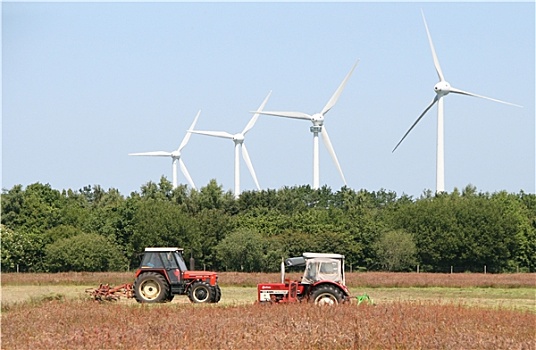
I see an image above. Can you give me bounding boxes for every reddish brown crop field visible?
[1,272,535,349]
[2,299,534,349]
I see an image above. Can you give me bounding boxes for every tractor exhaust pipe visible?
[281,257,285,283]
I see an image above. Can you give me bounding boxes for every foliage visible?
[373,230,417,271]
[44,233,128,272]
[1,181,535,272]
[216,228,267,272]
[1,225,45,272]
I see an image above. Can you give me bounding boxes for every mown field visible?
[1,272,535,349]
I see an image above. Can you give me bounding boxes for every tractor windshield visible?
[301,258,342,284]
[174,251,188,271]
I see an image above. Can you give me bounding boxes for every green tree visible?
[373,230,417,271]
[188,208,235,270]
[1,225,46,272]
[43,225,85,245]
[1,183,64,233]
[129,199,195,267]
[216,229,266,272]
[44,233,128,272]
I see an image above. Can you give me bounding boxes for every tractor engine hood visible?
[183,270,218,286]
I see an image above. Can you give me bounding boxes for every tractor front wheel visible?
[310,285,343,306]
[188,281,214,303]
[133,272,170,303]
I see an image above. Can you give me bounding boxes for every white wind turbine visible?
[129,111,200,190]
[392,11,521,193]
[189,92,272,198]
[252,61,359,189]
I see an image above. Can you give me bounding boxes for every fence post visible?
[450,266,453,274]
[416,265,419,273]
[484,265,487,274]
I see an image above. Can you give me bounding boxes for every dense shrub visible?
[44,233,127,272]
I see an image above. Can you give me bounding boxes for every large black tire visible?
[211,285,221,303]
[309,284,344,306]
[188,281,214,303]
[133,272,170,303]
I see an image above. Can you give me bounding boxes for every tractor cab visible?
[302,257,344,284]
[285,252,345,285]
[140,247,188,271]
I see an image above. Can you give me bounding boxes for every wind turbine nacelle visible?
[310,125,323,133]
[434,81,451,96]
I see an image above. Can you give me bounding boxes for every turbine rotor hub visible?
[233,134,245,143]
[434,81,451,96]
[311,113,324,126]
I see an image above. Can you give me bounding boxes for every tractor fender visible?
[135,268,171,284]
[310,280,350,297]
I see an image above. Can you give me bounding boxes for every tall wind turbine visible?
[129,111,200,190]
[189,91,271,198]
[392,11,521,193]
[252,61,359,189]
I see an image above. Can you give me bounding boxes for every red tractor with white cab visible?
[257,252,351,305]
[133,247,221,304]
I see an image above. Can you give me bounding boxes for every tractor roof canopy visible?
[144,247,184,252]
[303,252,344,260]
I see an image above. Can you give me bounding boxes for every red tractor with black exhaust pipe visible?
[257,252,351,305]
[133,247,221,304]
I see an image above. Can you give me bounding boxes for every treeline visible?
[1,178,534,273]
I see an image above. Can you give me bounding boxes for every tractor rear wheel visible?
[133,272,170,303]
[211,285,221,303]
[188,281,214,303]
[310,285,343,306]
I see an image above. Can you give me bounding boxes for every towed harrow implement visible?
[86,283,133,302]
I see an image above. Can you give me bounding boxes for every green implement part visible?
[356,293,373,305]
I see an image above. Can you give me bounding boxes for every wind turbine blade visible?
[243,91,272,135]
[250,110,312,121]
[449,87,523,107]
[421,10,445,82]
[178,158,196,190]
[320,126,347,185]
[129,151,172,157]
[393,95,439,153]
[241,143,261,190]
[178,110,201,152]
[189,130,234,140]
[321,60,359,116]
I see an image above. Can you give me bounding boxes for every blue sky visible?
[3,1,535,197]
